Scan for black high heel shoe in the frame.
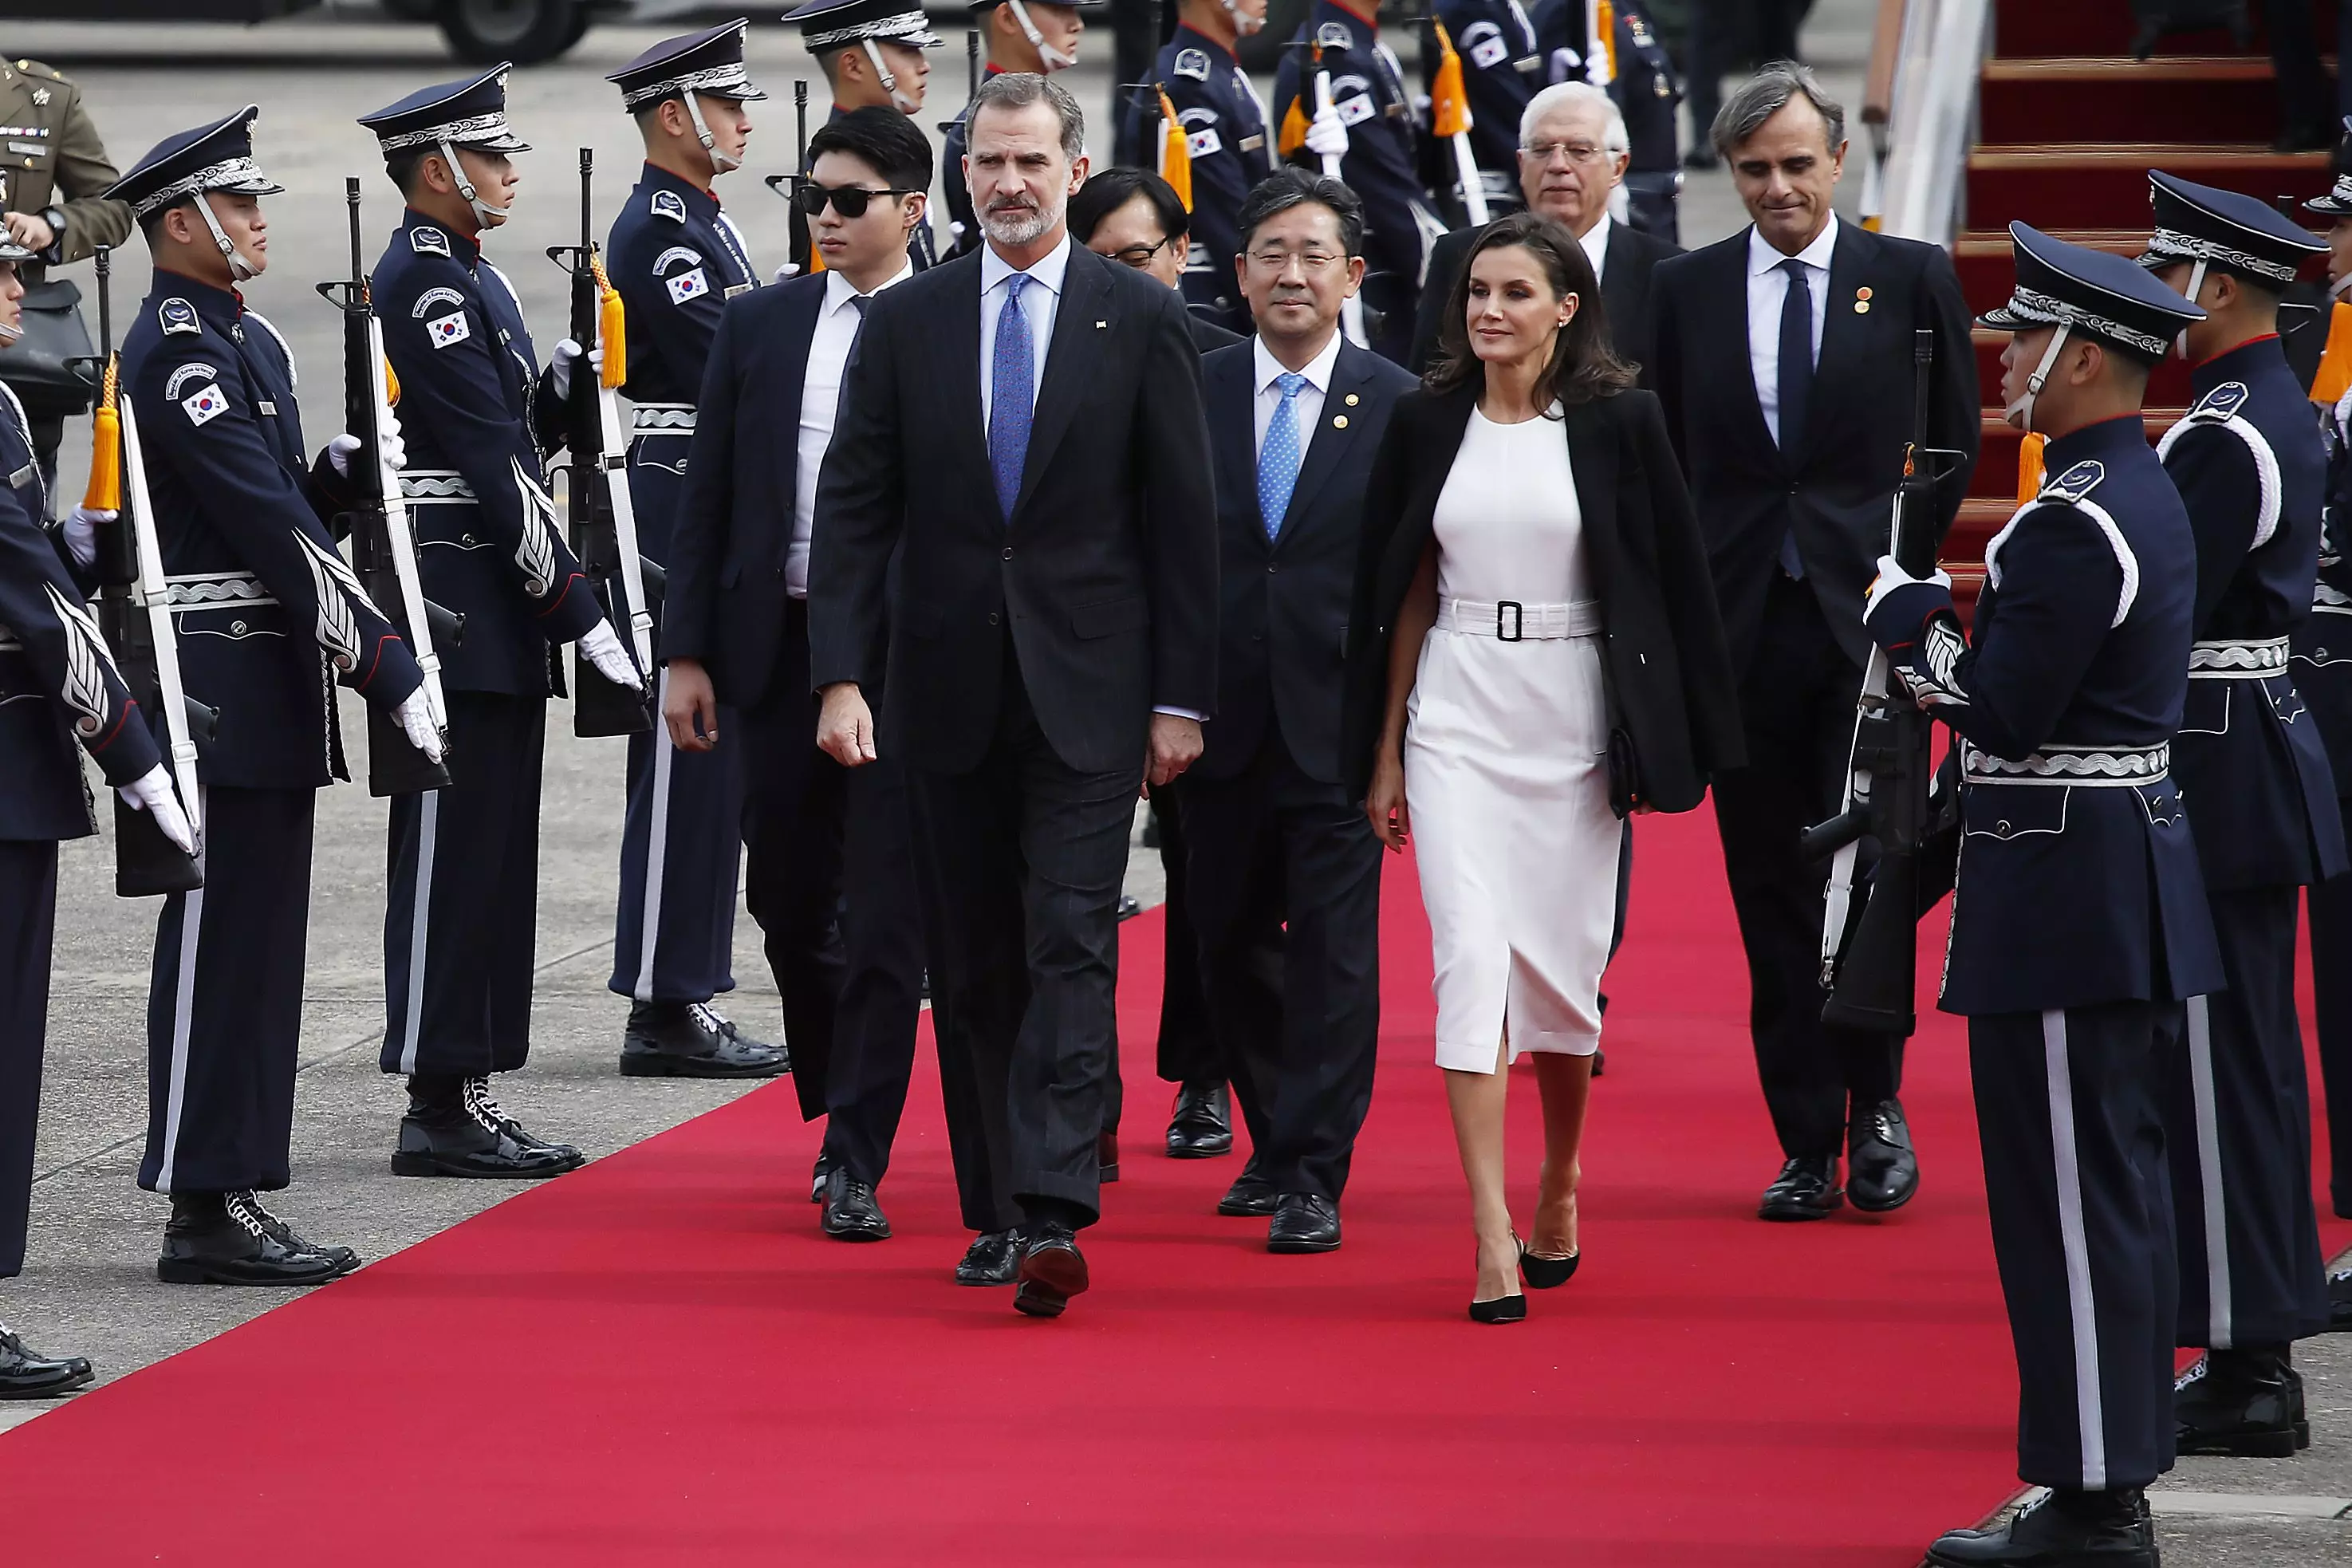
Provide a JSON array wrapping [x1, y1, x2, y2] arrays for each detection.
[[1469, 1234, 1528, 1324], [1520, 1244, 1579, 1290]]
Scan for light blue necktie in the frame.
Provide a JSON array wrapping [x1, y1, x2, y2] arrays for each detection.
[[1257, 371, 1309, 541], [988, 274, 1034, 520]]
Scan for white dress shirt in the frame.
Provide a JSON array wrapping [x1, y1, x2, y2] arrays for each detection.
[[793, 260, 914, 597], [1578, 211, 1611, 284], [1251, 329, 1345, 459], [978, 231, 1070, 431], [1746, 211, 1838, 447]]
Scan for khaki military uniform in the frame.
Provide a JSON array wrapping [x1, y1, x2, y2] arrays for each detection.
[[0, 56, 129, 281]]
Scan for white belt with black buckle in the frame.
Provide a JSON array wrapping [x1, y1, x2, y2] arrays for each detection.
[[631, 403, 695, 434], [1434, 595, 1602, 641], [1962, 741, 2169, 788], [2189, 635, 2289, 678]]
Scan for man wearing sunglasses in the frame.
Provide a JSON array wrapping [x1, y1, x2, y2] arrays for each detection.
[[939, 0, 1105, 262], [662, 108, 951, 1251]]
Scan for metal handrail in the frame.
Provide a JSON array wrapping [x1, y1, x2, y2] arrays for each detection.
[[1873, 0, 1991, 244]]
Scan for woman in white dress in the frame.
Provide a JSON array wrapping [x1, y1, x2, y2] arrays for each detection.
[[1344, 213, 1743, 1321]]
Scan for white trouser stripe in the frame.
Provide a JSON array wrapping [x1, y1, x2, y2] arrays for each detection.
[[2185, 995, 2232, 1349], [632, 668, 676, 1003], [154, 788, 210, 1195], [398, 792, 439, 1074], [2043, 1007, 2106, 1489]]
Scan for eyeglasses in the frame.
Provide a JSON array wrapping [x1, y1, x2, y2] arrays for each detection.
[[1521, 141, 1610, 166], [1246, 247, 1345, 274], [1105, 233, 1177, 269], [790, 179, 920, 219]]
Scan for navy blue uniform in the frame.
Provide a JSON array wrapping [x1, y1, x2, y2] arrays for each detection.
[[605, 163, 758, 1009], [1871, 417, 2223, 1492], [936, 70, 1003, 264], [1436, 0, 1539, 196], [2299, 379, 2352, 1217], [2155, 342, 2343, 1353], [1273, 6, 1427, 364], [372, 210, 603, 1081], [123, 274, 425, 1195], [0, 380, 158, 1275], [1120, 26, 1274, 331]]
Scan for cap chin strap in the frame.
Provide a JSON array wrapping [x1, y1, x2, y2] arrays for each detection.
[[860, 41, 923, 115], [683, 91, 742, 175], [1007, 0, 1078, 71], [194, 191, 258, 283], [1223, 0, 1266, 35], [2173, 258, 2207, 360], [439, 140, 506, 230], [0, 317, 22, 347], [2006, 323, 2070, 434]]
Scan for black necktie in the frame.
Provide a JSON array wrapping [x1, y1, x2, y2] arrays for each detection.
[[1775, 257, 1812, 580]]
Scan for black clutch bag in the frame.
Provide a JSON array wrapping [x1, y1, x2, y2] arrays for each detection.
[[1601, 663, 1643, 820], [1, 278, 97, 422]]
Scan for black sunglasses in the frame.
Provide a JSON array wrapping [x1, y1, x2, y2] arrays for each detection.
[[785, 177, 920, 219]]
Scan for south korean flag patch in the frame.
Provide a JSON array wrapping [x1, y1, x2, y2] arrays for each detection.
[[666, 266, 711, 306], [181, 379, 229, 427], [426, 309, 471, 351]]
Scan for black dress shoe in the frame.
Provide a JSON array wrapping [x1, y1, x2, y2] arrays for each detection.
[[1117, 894, 1144, 921], [392, 1078, 581, 1180], [1217, 1153, 1276, 1216], [1925, 1486, 2154, 1566], [1267, 1192, 1341, 1253], [810, 1152, 835, 1204], [238, 1192, 360, 1278], [1098, 1129, 1121, 1184], [1165, 1081, 1233, 1158], [1014, 1222, 1089, 1318], [955, 1228, 1022, 1286], [1759, 1155, 1843, 1221], [2328, 1269, 2352, 1332], [2177, 1345, 2302, 1457], [1846, 1099, 1919, 1213], [621, 1001, 790, 1079], [820, 1168, 892, 1241], [1591, 1048, 1605, 1078], [0, 1326, 93, 1398], [158, 1192, 347, 1286]]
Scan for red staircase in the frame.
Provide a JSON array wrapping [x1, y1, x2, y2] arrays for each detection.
[[1944, 1, 2337, 587]]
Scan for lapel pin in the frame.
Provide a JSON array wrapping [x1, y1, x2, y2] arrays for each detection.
[[1345, 393, 1360, 406], [1854, 286, 1872, 314], [1333, 414, 1349, 429]]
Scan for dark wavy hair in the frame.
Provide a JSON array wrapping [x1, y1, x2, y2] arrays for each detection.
[[1425, 211, 1636, 411]]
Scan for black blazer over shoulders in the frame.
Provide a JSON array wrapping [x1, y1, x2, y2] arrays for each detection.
[[1342, 382, 1747, 813], [1408, 218, 1681, 383]]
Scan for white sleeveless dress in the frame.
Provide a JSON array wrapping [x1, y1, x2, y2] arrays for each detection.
[[1404, 406, 1621, 1071]]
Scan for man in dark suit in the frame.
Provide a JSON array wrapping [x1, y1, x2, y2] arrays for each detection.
[[1184, 170, 1412, 1251], [810, 72, 1218, 1318], [1648, 63, 1976, 1223], [662, 109, 963, 1255], [1409, 79, 1680, 380]]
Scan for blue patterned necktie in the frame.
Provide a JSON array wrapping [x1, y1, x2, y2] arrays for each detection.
[[988, 274, 1034, 520], [1775, 256, 1812, 580], [1257, 371, 1309, 541]]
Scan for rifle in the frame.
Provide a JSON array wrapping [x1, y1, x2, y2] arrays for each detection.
[[548, 148, 656, 739], [316, 175, 459, 797], [73, 246, 211, 897], [786, 80, 816, 276], [1298, 37, 1370, 349], [1800, 329, 1951, 1035]]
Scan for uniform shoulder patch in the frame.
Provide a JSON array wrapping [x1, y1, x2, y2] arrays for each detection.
[[651, 189, 688, 224], [1316, 21, 1354, 49], [2187, 380, 2251, 422], [163, 362, 218, 401], [424, 309, 472, 351], [411, 285, 466, 318], [159, 297, 200, 337], [1173, 47, 1211, 80], [652, 245, 705, 276], [2041, 459, 2106, 503], [409, 226, 451, 258]]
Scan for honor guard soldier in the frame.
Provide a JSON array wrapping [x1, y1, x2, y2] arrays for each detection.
[[788, 0, 946, 270], [936, 0, 1099, 261], [1117, 0, 1276, 332], [1272, 0, 1428, 364], [109, 108, 442, 1282], [601, 22, 788, 1080], [359, 69, 646, 1177], [1434, 0, 1542, 215], [0, 229, 180, 1389], [2137, 171, 2346, 1456], [1866, 226, 2220, 1568]]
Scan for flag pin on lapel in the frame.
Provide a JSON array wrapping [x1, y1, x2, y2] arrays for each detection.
[[1854, 286, 1873, 315]]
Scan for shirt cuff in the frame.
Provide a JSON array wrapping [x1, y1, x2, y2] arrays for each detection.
[[1152, 705, 1207, 722]]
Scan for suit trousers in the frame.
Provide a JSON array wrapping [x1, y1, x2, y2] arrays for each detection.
[[1972, 1000, 2179, 1492], [144, 786, 316, 1193], [2308, 816, 2352, 1218], [1150, 786, 1222, 1085], [907, 644, 1141, 1227], [381, 693, 545, 1078], [1712, 572, 1903, 1160], [1179, 729, 1383, 1200], [0, 839, 57, 1277], [2167, 885, 2329, 1348], [609, 673, 742, 1005]]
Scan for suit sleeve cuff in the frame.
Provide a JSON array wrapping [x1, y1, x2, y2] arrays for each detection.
[[1152, 706, 1207, 722]]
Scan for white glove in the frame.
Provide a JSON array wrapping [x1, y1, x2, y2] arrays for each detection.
[[391, 686, 444, 763], [1862, 554, 1953, 623], [326, 425, 407, 479], [118, 763, 195, 856], [773, 262, 801, 283], [578, 618, 644, 692], [549, 338, 605, 402], [62, 505, 111, 570], [1306, 100, 1350, 162]]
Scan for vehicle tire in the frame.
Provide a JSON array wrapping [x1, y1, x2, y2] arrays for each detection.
[[437, 0, 583, 65]]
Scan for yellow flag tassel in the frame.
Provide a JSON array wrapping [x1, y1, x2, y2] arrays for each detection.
[[2312, 299, 2352, 408], [1278, 93, 1309, 160], [1594, 0, 1617, 81], [1156, 87, 1193, 211], [383, 355, 400, 408], [2015, 431, 2047, 506], [1430, 20, 1472, 139], [81, 356, 120, 512], [589, 252, 628, 389]]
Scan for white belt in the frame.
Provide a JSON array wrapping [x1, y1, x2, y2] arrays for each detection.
[[400, 469, 475, 502], [1434, 595, 1602, 641], [631, 403, 695, 434], [1962, 741, 2169, 788], [166, 570, 278, 608], [2188, 635, 2289, 678]]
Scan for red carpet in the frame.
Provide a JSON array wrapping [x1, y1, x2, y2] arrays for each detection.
[[6, 810, 2342, 1565]]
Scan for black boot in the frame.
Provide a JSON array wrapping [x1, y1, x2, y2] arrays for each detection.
[[1925, 1487, 2155, 1566], [0, 1323, 93, 1398], [392, 1074, 581, 1179], [620, 1001, 790, 1079], [158, 1192, 345, 1286], [2177, 1345, 2303, 1457], [237, 1192, 360, 1278]]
